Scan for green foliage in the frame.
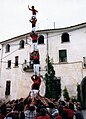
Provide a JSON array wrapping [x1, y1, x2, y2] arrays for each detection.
[[44, 56, 61, 99], [71, 97, 77, 102], [63, 86, 70, 101]]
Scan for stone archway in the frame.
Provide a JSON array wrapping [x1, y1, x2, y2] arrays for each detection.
[[81, 76, 86, 109]]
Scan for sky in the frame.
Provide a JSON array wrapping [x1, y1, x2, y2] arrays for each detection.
[[0, 0, 86, 41]]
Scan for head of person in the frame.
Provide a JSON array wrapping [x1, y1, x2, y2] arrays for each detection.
[[39, 108, 47, 116], [35, 75, 38, 80], [32, 6, 34, 9], [29, 104, 35, 111], [58, 105, 63, 112], [77, 106, 82, 111], [32, 16, 35, 19], [69, 102, 74, 110]]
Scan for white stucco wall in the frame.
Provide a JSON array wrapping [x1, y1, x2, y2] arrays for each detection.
[[0, 35, 46, 100], [54, 61, 83, 96], [47, 27, 86, 96], [48, 28, 86, 63], [0, 24, 86, 100]]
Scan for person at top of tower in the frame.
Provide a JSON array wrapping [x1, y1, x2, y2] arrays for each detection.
[[28, 5, 38, 17]]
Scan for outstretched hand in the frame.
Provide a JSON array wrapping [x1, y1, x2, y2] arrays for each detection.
[[40, 75, 43, 78]]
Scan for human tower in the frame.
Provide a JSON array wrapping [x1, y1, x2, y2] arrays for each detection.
[[28, 5, 42, 97]]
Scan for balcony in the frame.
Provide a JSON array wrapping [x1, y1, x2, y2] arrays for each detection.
[[22, 62, 34, 72]]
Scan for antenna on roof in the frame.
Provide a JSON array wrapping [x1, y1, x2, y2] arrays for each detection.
[[54, 21, 55, 29]]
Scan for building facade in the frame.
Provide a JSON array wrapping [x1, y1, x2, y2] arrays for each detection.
[[0, 23, 86, 107]]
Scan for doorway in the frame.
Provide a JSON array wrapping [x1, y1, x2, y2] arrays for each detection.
[[81, 76, 86, 109]]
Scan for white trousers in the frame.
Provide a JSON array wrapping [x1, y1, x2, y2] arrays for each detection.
[[32, 42, 37, 51], [32, 27, 36, 32], [30, 89, 39, 97], [34, 64, 40, 76]]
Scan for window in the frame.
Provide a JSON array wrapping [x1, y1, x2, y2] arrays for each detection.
[[6, 44, 10, 52], [15, 56, 19, 67], [19, 40, 24, 49], [83, 57, 86, 68], [38, 35, 44, 44], [61, 32, 69, 43], [59, 50, 67, 62], [7, 60, 11, 68], [5, 81, 11, 96]]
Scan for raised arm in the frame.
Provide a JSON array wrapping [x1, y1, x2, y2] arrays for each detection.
[[28, 5, 32, 11], [31, 75, 35, 81]]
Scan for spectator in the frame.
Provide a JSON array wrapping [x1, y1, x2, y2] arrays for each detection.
[[59, 105, 68, 119], [24, 104, 36, 119], [36, 108, 50, 119], [74, 106, 84, 119], [54, 113, 62, 119], [64, 105, 74, 119], [0, 110, 4, 119]]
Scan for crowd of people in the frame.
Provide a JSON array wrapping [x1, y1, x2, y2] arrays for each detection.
[[0, 94, 84, 119]]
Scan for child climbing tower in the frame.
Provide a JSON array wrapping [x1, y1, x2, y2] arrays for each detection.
[[28, 5, 42, 97]]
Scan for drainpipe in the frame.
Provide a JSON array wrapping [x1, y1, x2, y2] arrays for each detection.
[[0, 44, 3, 95], [80, 61, 84, 108], [46, 33, 49, 74]]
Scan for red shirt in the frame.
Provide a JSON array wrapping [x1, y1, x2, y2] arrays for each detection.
[[31, 76, 41, 85], [31, 75, 41, 90], [55, 115, 62, 119], [30, 51, 39, 60], [32, 51, 40, 60], [32, 9, 38, 15], [33, 53, 39, 60], [64, 108, 74, 119], [30, 33, 38, 41], [29, 8, 38, 15], [0, 113, 4, 119], [36, 115, 50, 119], [31, 35, 38, 41]]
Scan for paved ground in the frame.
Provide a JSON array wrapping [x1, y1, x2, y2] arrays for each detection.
[[82, 110, 86, 119]]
